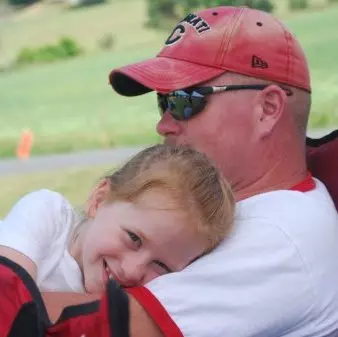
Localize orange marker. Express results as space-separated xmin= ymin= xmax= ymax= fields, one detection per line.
xmin=16 ymin=129 xmax=34 ymax=160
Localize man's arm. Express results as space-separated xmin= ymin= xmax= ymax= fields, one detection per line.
xmin=41 ymin=291 xmax=163 ymax=337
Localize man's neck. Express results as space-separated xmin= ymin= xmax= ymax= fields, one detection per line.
xmin=234 ymin=170 xmax=308 ymax=201
xmin=231 ymin=155 xmax=308 ymax=202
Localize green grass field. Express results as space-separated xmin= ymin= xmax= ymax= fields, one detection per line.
xmin=0 ymin=164 xmax=113 ymax=217
xmin=0 ymin=0 xmax=338 ymax=158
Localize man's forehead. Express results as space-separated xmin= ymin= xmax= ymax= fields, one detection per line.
xmin=204 ymin=72 xmax=238 ymax=85
xmin=172 ymin=72 xmax=232 ymax=91
xmin=200 ymin=72 xmax=267 ymax=87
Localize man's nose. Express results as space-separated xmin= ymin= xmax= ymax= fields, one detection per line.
xmin=156 ymin=111 xmax=182 ymax=137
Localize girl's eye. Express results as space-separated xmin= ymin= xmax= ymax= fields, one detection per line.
xmin=153 ymin=260 xmax=172 ymax=274
xmin=127 ymin=231 xmax=142 ymax=248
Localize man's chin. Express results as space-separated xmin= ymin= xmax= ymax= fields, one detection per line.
xmin=164 ymin=138 xmax=190 ymax=148
xmin=164 ymin=138 xmax=176 ymax=146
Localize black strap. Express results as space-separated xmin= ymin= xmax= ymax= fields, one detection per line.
xmin=8 ymin=302 xmax=44 ymax=337
xmin=106 ymin=280 xmax=130 ymax=337
xmin=0 ymin=256 xmax=52 ymax=327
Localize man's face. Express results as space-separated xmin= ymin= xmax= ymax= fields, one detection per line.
xmin=156 ymin=73 xmax=259 ymax=184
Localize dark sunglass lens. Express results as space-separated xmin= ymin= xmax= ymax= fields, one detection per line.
xmin=158 ymin=90 xmax=206 ymax=121
xmin=183 ymin=107 xmax=193 ymax=119
xmin=157 ymin=94 xmax=168 ymax=116
xmin=168 ymin=100 xmax=176 ymax=113
xmin=171 ymin=91 xmax=206 ymax=120
xmin=169 ymin=95 xmax=188 ymax=120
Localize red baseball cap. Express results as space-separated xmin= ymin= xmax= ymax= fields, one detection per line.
xmin=109 ymin=6 xmax=311 ymax=96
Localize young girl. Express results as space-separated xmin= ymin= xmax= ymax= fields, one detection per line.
xmin=0 ymin=144 xmax=234 ymax=294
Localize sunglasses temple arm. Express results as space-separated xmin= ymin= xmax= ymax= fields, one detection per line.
xmin=197 ymin=86 xmax=228 ymax=95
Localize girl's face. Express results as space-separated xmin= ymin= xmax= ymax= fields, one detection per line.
xmin=74 ymin=186 xmax=206 ymax=294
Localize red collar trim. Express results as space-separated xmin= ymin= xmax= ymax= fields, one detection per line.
xmin=289 ymin=173 xmax=316 ymax=192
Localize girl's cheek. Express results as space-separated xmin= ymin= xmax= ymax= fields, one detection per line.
xmin=143 ymin=269 xmax=161 ymax=285
xmin=99 ymin=240 xmax=127 ymax=258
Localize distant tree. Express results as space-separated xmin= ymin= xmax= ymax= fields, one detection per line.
xmin=146 ymin=0 xmax=274 ymax=28
xmin=15 ymin=37 xmax=83 ymax=67
xmin=288 ymin=0 xmax=309 ymax=10
xmin=146 ymin=0 xmax=178 ymax=28
xmin=8 ymin=0 xmax=37 ymax=7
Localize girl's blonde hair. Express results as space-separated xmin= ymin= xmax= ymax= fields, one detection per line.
xmin=101 ymin=144 xmax=235 ymax=253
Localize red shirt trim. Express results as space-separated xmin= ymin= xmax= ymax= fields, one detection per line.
xmin=290 ymin=173 xmax=316 ymax=192
xmin=127 ymin=173 xmax=316 ymax=337
xmin=126 ymin=287 xmax=183 ymax=337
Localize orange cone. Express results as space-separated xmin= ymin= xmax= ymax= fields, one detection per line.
xmin=16 ymin=129 xmax=34 ymax=160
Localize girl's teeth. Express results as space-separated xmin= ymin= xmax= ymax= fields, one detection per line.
xmin=106 ymin=267 xmax=113 ymax=280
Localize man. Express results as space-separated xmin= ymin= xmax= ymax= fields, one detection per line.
xmin=43 ymin=5 xmax=338 ymax=337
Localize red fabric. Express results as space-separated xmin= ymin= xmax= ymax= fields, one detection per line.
xmin=0 ymin=257 xmax=42 ymax=337
xmin=307 ymin=130 xmax=338 ymax=211
xmin=109 ymin=6 xmax=310 ymax=96
xmin=0 ymin=257 xmax=123 ymax=337
xmin=46 ymin=280 xmax=129 ymax=337
xmin=127 ymin=287 xmax=183 ymax=337
xmin=46 ymin=297 xmax=110 ymax=337
xmin=290 ymin=173 xmax=315 ymax=192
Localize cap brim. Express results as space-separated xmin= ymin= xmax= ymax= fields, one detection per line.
xmin=109 ymin=56 xmax=225 ymax=97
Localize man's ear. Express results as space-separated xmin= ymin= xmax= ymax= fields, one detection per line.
xmin=86 ymin=178 xmax=111 ymax=218
xmin=255 ymin=85 xmax=286 ymax=137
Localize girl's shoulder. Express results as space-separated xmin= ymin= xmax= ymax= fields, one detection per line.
xmin=20 ymin=188 xmax=68 ymax=204
xmin=0 ymin=190 xmax=78 ymax=269
xmin=5 ymin=189 xmax=78 ymax=237
xmin=15 ymin=189 xmax=73 ymax=217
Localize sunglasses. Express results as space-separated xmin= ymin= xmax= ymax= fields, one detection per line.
xmin=157 ymin=84 xmax=293 ymax=121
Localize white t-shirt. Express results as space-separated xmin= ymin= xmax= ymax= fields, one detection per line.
xmin=0 ymin=189 xmax=84 ymax=292
xmin=127 ymin=177 xmax=338 ymax=337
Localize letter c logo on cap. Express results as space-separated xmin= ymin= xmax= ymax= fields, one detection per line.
xmin=165 ymin=24 xmax=186 ymax=45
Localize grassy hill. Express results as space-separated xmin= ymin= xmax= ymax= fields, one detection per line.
xmin=0 ymin=0 xmax=337 ymax=158
xmin=0 ymin=0 xmax=165 ymax=65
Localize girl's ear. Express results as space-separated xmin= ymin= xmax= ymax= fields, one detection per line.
xmin=86 ymin=178 xmax=111 ymax=218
